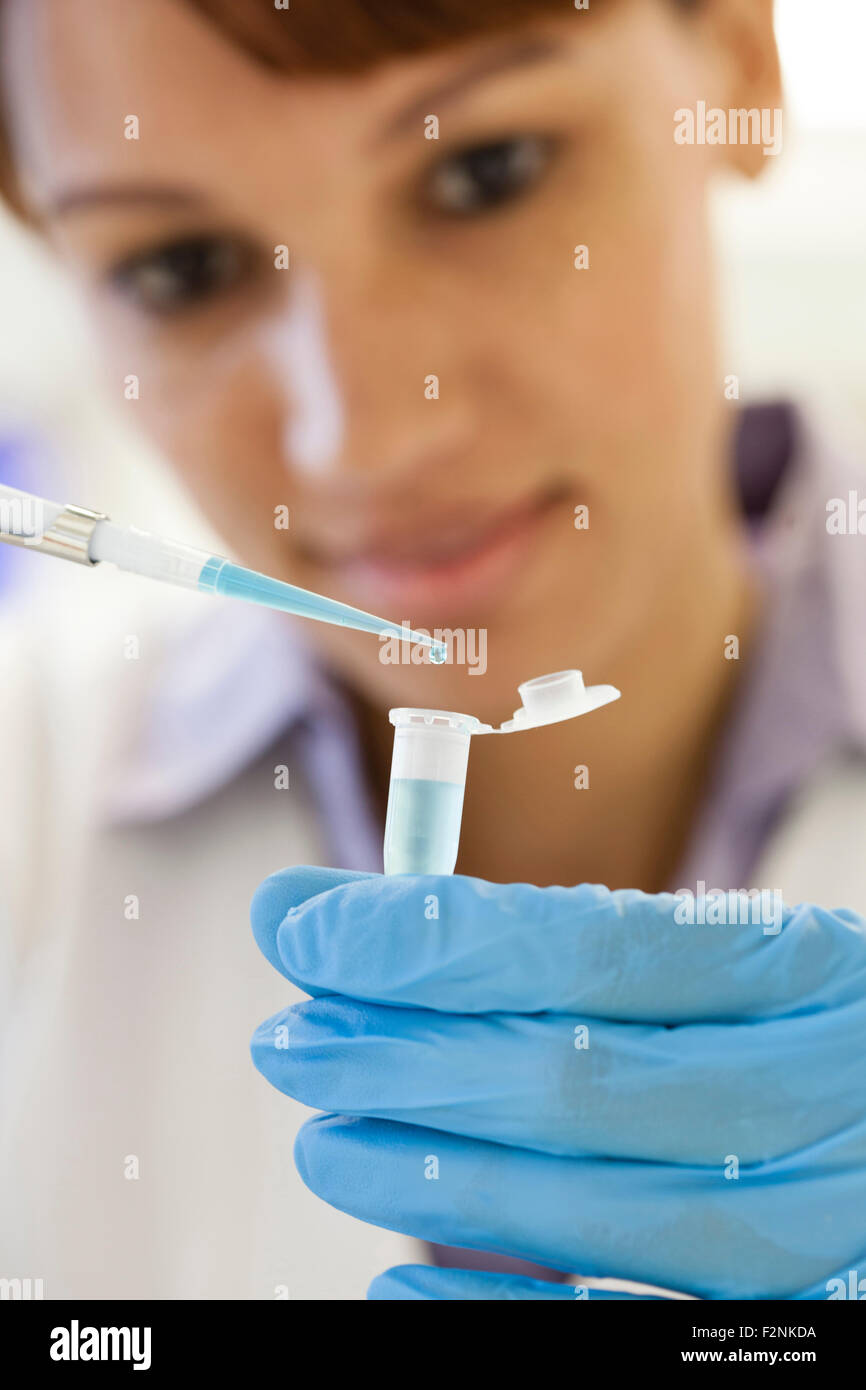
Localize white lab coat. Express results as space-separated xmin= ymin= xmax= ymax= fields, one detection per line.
xmin=0 ymin=601 xmax=413 ymax=1299
xmin=1 ymin=577 xmax=865 ymax=1300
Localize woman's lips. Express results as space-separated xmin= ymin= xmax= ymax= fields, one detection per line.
xmin=317 ymin=490 xmax=566 ymax=616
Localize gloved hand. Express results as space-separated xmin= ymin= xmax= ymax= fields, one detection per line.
xmin=250 ymin=866 xmax=866 ymax=1301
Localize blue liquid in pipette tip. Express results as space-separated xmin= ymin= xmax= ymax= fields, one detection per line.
xmin=384 ymin=778 xmax=465 ymax=875
xmin=198 ymin=556 xmax=447 ymax=662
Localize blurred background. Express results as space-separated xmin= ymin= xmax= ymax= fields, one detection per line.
xmin=1 ymin=0 xmax=864 ymax=611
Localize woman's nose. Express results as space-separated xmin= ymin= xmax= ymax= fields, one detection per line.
xmin=257 ymin=264 xmax=475 ymax=487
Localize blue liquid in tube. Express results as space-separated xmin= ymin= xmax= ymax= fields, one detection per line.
xmin=384 ymin=778 xmax=466 ymax=875
xmin=197 ymin=556 xmax=447 ymax=662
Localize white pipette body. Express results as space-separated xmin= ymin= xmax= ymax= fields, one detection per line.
xmin=0 ymin=482 xmax=448 ymax=657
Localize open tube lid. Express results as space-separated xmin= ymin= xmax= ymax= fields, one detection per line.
xmin=490 ymin=668 xmax=620 ymax=733
xmin=389 ymin=669 xmax=620 ymax=737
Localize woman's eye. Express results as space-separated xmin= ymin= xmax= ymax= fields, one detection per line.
xmin=108 ymin=234 xmax=253 ymax=314
xmin=423 ymin=135 xmax=555 ymax=217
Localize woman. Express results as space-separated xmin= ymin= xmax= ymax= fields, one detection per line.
xmin=0 ymin=0 xmax=864 ymax=1301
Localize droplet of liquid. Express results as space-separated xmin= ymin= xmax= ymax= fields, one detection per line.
xmin=430 ymin=643 xmax=447 ymax=664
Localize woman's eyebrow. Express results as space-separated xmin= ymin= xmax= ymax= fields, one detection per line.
xmin=374 ymin=33 xmax=564 ymax=145
xmin=45 ymin=183 xmax=209 ymax=219
xmin=44 ymin=33 xmax=564 ymax=216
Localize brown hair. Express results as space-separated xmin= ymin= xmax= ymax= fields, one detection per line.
xmin=184 ymin=0 xmax=568 ymax=74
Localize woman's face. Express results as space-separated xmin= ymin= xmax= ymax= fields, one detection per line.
xmin=2 ymin=0 xmax=748 ymax=715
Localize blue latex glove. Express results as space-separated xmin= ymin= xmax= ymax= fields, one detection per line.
xmin=250 ymin=867 xmax=866 ymax=1301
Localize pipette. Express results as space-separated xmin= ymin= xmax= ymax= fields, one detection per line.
xmin=0 ymin=482 xmax=447 ymax=661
